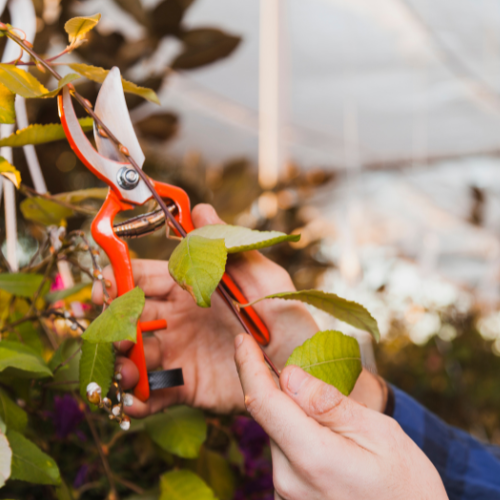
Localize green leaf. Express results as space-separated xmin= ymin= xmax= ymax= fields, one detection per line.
xmin=45 ymin=283 xmax=90 ymax=303
xmin=0 ymin=341 xmax=52 ymax=379
xmin=191 ymin=224 xmax=300 ymax=253
xmin=145 ymin=406 xmax=207 ymax=459
xmin=55 ymin=480 xmax=74 ymax=500
xmin=0 ymin=388 xmax=27 ymax=434
xmin=265 ymin=290 xmax=380 ymax=342
xmin=0 ymin=65 xmax=48 ymax=98
xmin=168 ymin=235 xmax=227 ymax=308
xmin=82 ymin=287 xmax=145 ymax=343
xmin=0 ymin=118 xmax=93 ymax=148
xmin=0 ymin=428 xmax=11 ymax=488
xmin=160 ymin=470 xmax=216 ymax=500
xmin=0 ymin=273 xmax=44 ymax=297
xmin=41 ymin=73 xmax=81 ymax=98
xmin=20 ymin=196 xmax=74 ymax=226
xmin=7 ymin=429 xmax=61 ymax=485
xmin=79 ymin=341 xmax=115 ymax=406
xmin=187 ymin=446 xmax=235 ymax=500
xmin=0 ymin=83 xmax=15 ymax=124
xmin=285 ymin=330 xmax=362 ymax=396
xmin=67 ymin=63 xmax=160 ymax=104
xmin=5 ymin=311 xmax=43 ymax=355
xmin=0 ymin=156 xmax=20 ymax=188
xmin=50 ymin=338 xmax=81 ymax=391
xmin=64 ymin=13 xmax=101 ymax=43
xmin=173 ymin=28 xmax=241 ymax=70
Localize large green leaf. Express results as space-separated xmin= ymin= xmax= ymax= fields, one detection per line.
xmin=0 ymin=273 xmax=44 ymax=297
xmin=64 ymin=13 xmax=101 ymax=43
xmin=191 ymin=224 xmax=300 ymax=253
xmin=285 ymin=330 xmax=362 ymax=396
xmin=67 ymin=63 xmax=160 ymax=104
xmin=0 ymin=387 xmax=27 ymax=434
xmin=82 ymin=287 xmax=145 ymax=343
xmin=20 ymin=196 xmax=74 ymax=226
xmin=0 ymin=156 xmax=20 ymax=188
xmin=0 ymin=117 xmax=93 ymax=148
xmin=0 ymin=65 xmax=48 ymax=98
xmin=168 ymin=235 xmax=226 ymax=308
xmin=187 ymin=447 xmax=235 ymax=500
xmin=0 ymin=83 xmax=15 ymax=124
xmin=0 ymin=426 xmax=11 ymax=488
xmin=145 ymin=406 xmax=207 ymax=459
xmin=0 ymin=341 xmax=52 ymax=379
xmin=79 ymin=341 xmax=115 ymax=406
xmin=265 ymin=290 xmax=380 ymax=342
xmin=7 ymin=429 xmax=61 ymax=485
xmin=160 ymin=470 xmax=216 ymax=500
xmin=50 ymin=338 xmax=81 ymax=391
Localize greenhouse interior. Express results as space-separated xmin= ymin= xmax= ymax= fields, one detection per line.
xmin=0 ymin=0 xmax=499 ymax=499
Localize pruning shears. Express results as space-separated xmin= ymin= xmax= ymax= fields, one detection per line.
xmin=57 ymin=67 xmax=270 ymax=402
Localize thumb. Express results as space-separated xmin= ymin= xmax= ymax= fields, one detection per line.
xmin=192 ymin=203 xmax=226 ymax=228
xmin=280 ymin=365 xmax=375 ymax=438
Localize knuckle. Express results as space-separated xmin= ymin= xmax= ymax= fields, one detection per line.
xmin=243 ymin=391 xmax=266 ymax=419
xmin=308 ymin=383 xmax=344 ymax=417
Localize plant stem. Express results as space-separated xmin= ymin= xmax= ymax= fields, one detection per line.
xmin=83 ymin=407 xmax=119 ymax=500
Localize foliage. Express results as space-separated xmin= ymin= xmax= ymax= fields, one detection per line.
xmin=286 ymin=330 xmax=362 ymax=396
xmin=0 ymin=4 xmax=381 ymax=499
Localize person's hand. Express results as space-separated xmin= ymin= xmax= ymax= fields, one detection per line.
xmin=92 ymin=204 xmax=320 ymax=416
xmin=234 ymin=333 xmax=449 ymax=500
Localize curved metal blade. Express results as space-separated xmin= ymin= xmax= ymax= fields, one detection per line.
xmin=94 ymin=67 xmax=145 ymax=168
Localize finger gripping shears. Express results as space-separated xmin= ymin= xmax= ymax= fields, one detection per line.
xmin=57 ymin=67 xmax=270 ymax=402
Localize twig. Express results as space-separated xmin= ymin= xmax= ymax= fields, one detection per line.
xmin=26 ymin=236 xmax=49 ymax=270
xmin=51 ymin=345 xmax=83 ymax=374
xmin=112 ymin=474 xmax=145 ymax=495
xmin=83 ymin=407 xmax=119 ymax=500
xmin=4 ymin=45 xmax=74 ymax=66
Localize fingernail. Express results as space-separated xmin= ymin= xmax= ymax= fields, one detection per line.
xmin=287 ymin=367 xmax=307 ymax=395
xmin=234 ymin=334 xmax=244 ymax=349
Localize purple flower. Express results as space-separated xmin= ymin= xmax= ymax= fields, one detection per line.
xmin=73 ymin=464 xmax=89 ymax=489
xmin=52 ymin=394 xmax=84 ymax=439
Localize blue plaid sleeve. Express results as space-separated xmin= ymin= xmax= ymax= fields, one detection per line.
xmin=391 ymin=385 xmax=500 ymax=500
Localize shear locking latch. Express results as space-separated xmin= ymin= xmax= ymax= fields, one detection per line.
xmin=148 ymin=369 xmax=184 ymax=390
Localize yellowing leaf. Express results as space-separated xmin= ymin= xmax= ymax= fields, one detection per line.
xmin=168 ymin=235 xmax=227 ymax=308
xmin=42 ymin=73 xmax=81 ymax=98
xmin=265 ymin=290 xmax=380 ymax=342
xmin=82 ymin=287 xmax=145 ymax=343
xmin=0 ymin=117 xmax=93 ymax=148
xmin=64 ymin=13 xmax=101 ymax=43
xmin=0 ymin=156 xmax=20 ymax=188
xmin=20 ymin=197 xmax=74 ymax=226
xmin=67 ymin=63 xmax=160 ymax=104
xmin=286 ymin=330 xmax=362 ymax=396
xmin=0 ymin=65 xmax=48 ymax=98
xmin=0 ymin=83 xmax=15 ymax=124
xmin=191 ymin=224 xmax=300 ymax=253
xmin=160 ymin=470 xmax=217 ymax=500
xmin=45 ymin=282 xmax=91 ymax=304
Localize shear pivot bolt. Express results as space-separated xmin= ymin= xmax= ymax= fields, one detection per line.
xmin=117 ymin=167 xmax=140 ymax=190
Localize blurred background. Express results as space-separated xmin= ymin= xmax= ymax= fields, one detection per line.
xmin=7 ymin=0 xmax=500 ymax=485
